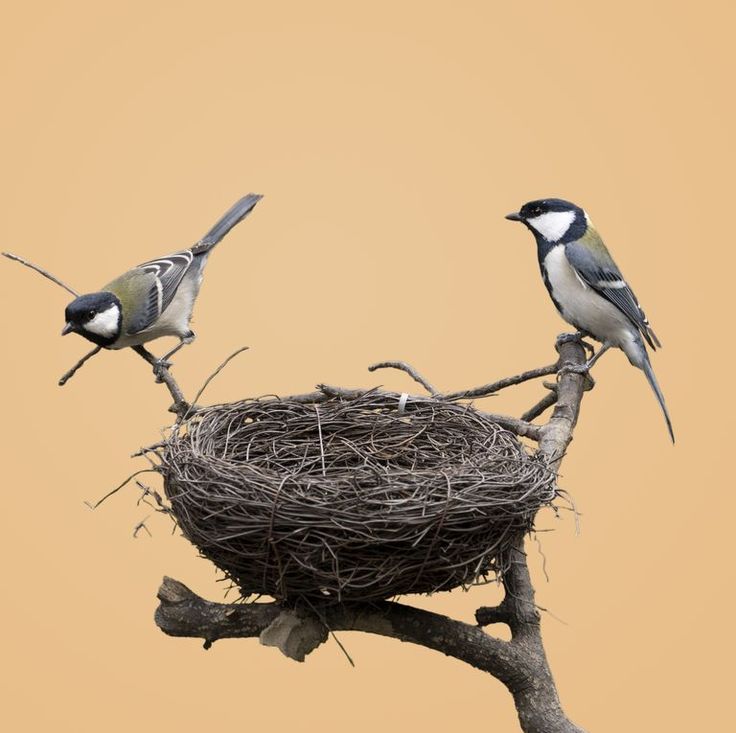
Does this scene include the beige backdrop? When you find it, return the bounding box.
[1,2,732,731]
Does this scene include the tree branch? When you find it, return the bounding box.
[58,346,103,385]
[2,251,80,297]
[474,602,512,627]
[155,577,522,682]
[296,385,542,440]
[367,361,438,395]
[132,346,191,417]
[520,391,558,422]
[537,337,590,468]
[440,362,559,402]
[188,346,249,410]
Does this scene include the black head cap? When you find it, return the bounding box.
[63,291,121,346]
[505,198,586,243]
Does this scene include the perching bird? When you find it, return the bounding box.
[62,194,262,366]
[505,198,674,442]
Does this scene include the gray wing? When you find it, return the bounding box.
[566,238,661,349]
[114,195,262,335]
[110,250,194,335]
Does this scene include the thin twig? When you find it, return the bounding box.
[58,346,103,385]
[314,405,326,477]
[520,391,558,422]
[329,630,355,667]
[84,469,156,510]
[441,362,559,402]
[2,251,79,296]
[368,361,438,395]
[482,414,542,440]
[185,346,250,418]
[132,345,190,417]
[533,535,550,582]
[135,480,172,515]
[133,517,152,538]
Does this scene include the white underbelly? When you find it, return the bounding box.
[544,245,634,349]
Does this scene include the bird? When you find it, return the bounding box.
[505,198,674,442]
[62,194,262,368]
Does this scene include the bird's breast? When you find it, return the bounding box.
[543,245,632,346]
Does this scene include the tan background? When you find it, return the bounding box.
[0,1,732,731]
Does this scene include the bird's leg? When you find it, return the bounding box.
[155,331,197,372]
[133,344,170,383]
[580,339,597,358]
[132,344,191,414]
[133,334,195,383]
[557,343,611,388]
[133,344,159,368]
[585,342,610,369]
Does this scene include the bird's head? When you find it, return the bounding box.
[63,291,122,347]
[505,198,588,244]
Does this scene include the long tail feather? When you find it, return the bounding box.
[641,354,674,443]
[194,193,263,252]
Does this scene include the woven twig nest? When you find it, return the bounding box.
[159,390,557,602]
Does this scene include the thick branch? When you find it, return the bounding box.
[156,571,582,733]
[476,335,588,732]
[155,577,523,684]
[537,338,589,467]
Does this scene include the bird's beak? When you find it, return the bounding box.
[505,212,523,222]
[61,322,74,336]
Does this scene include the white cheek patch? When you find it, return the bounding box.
[84,305,120,338]
[527,210,577,242]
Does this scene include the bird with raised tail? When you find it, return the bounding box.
[505,198,674,443]
[62,194,263,367]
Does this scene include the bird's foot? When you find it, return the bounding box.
[556,332,583,348]
[558,362,588,376]
[153,359,173,383]
[556,331,594,349]
[558,361,596,390]
[556,331,597,359]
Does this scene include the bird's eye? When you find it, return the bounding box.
[87,310,96,320]
[532,207,542,216]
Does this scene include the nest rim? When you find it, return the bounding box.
[158,390,557,602]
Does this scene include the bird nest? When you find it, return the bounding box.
[158,390,557,602]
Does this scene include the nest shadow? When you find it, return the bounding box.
[159,390,557,602]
